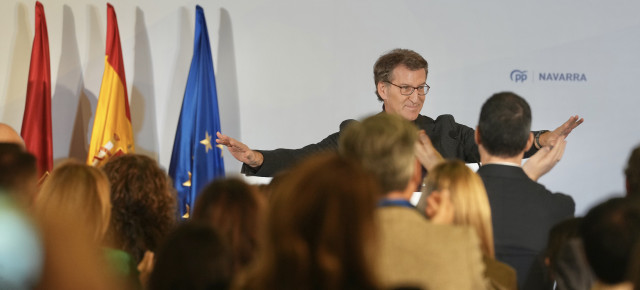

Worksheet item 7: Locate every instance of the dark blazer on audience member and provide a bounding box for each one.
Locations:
[477,164,575,290]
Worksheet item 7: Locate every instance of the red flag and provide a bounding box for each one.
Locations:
[21,1,52,178]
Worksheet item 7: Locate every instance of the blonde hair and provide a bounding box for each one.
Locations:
[339,113,417,194]
[36,160,112,242]
[421,160,495,258]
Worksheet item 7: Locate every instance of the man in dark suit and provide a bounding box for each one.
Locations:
[474,92,575,290]
[215,49,582,177]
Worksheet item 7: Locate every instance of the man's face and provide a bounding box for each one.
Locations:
[378,65,427,121]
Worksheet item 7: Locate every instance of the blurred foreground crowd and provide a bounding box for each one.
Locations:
[2,93,640,290]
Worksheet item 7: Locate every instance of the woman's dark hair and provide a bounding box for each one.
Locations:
[242,152,381,290]
[102,154,176,262]
[148,222,232,290]
[192,178,266,273]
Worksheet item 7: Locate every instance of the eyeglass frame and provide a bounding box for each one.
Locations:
[385,81,430,96]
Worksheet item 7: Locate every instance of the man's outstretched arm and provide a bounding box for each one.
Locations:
[537,115,584,148]
[215,132,264,168]
[523,136,567,182]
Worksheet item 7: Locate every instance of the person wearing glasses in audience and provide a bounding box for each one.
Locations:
[217,48,583,177]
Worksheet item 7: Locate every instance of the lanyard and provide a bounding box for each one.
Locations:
[378,199,414,208]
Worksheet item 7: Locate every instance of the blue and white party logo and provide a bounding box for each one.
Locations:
[510,70,528,83]
[510,69,587,83]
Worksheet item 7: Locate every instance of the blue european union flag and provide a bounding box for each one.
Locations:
[169,6,224,218]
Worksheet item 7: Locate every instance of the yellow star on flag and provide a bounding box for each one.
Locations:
[200,131,213,153]
[182,172,192,187]
[182,204,190,219]
[216,144,224,157]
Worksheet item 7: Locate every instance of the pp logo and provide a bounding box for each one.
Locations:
[510,70,528,83]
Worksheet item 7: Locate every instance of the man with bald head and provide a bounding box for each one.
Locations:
[0,123,24,146]
[0,123,37,205]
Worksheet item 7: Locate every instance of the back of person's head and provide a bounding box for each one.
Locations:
[244,152,381,290]
[36,161,111,243]
[626,145,640,197]
[102,154,176,263]
[373,49,428,101]
[544,217,593,290]
[581,197,640,285]
[0,143,38,204]
[0,123,24,146]
[35,205,123,290]
[339,113,418,194]
[148,222,232,290]
[478,92,532,157]
[192,178,266,273]
[418,160,495,258]
[545,218,583,275]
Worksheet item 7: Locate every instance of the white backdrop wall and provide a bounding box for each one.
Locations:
[2,0,640,214]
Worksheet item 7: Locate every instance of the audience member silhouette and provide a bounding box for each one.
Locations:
[36,161,111,242]
[148,222,233,290]
[339,113,487,290]
[544,217,593,290]
[0,143,38,206]
[192,178,267,274]
[581,197,640,290]
[102,154,177,264]
[0,193,42,289]
[475,92,575,289]
[0,123,24,146]
[418,160,517,290]
[239,152,381,290]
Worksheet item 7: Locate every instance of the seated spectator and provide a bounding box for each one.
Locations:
[580,197,640,290]
[192,178,267,275]
[102,154,176,274]
[33,161,124,289]
[339,113,487,290]
[239,152,381,290]
[474,92,575,289]
[0,143,38,206]
[148,222,233,290]
[625,145,640,197]
[0,123,24,146]
[35,207,122,289]
[543,217,592,290]
[418,160,517,290]
[35,161,111,242]
[0,193,42,289]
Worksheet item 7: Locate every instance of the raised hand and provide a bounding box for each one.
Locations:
[539,115,583,147]
[523,135,567,181]
[415,130,444,172]
[215,132,264,168]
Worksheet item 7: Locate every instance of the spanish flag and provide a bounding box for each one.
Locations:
[21,1,53,178]
[87,3,134,166]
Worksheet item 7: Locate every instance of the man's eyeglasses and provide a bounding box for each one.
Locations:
[385,82,430,96]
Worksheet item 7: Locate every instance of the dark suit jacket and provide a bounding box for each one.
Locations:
[242,114,540,177]
[477,164,575,290]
